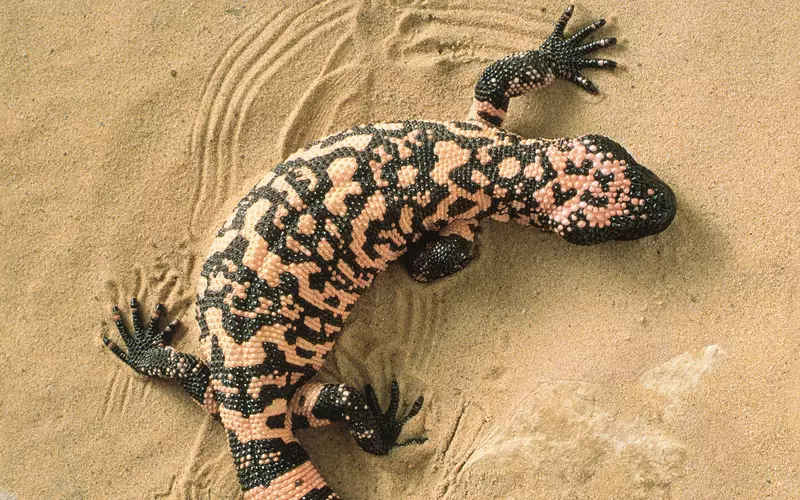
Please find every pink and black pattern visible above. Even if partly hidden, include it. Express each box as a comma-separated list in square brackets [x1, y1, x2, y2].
[104, 6, 675, 499]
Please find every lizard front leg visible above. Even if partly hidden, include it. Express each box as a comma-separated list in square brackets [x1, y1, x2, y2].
[405, 219, 479, 282]
[468, 4, 617, 127]
[103, 298, 219, 418]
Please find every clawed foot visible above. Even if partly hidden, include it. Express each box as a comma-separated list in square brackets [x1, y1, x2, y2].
[363, 380, 426, 454]
[103, 297, 180, 377]
[540, 4, 617, 94]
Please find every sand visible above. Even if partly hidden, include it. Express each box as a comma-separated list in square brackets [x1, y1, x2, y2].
[2, 0, 799, 498]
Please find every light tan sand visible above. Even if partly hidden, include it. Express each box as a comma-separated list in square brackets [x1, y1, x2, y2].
[2, 0, 799, 498]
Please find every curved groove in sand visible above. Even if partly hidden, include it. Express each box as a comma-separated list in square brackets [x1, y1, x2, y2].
[275, 61, 363, 159]
[189, 5, 300, 235]
[189, 0, 357, 238]
[229, 6, 358, 173]
[271, 31, 360, 158]
[217, 3, 355, 200]
[188, 11, 285, 236]
[385, 6, 548, 63]
[407, 291, 440, 373]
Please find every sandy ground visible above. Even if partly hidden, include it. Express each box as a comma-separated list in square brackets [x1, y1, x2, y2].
[2, 0, 799, 498]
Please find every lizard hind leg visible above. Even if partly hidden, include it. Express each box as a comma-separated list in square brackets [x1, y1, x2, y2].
[289, 381, 426, 456]
[103, 297, 217, 414]
[405, 220, 479, 283]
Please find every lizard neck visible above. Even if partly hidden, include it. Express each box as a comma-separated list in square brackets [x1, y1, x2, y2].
[476, 131, 551, 227]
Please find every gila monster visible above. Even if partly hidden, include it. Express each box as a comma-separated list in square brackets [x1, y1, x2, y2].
[104, 6, 676, 499]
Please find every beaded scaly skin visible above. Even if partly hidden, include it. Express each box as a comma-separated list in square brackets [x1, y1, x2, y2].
[104, 6, 676, 499]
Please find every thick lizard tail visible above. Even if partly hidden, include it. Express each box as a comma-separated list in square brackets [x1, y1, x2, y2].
[227, 422, 339, 500]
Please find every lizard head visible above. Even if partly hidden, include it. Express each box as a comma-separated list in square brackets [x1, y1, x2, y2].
[513, 135, 676, 245]
[557, 136, 676, 245]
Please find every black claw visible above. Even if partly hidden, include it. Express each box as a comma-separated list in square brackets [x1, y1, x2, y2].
[570, 72, 599, 94]
[578, 58, 617, 71]
[567, 18, 607, 45]
[364, 384, 381, 416]
[146, 303, 163, 337]
[363, 381, 427, 452]
[130, 297, 142, 332]
[576, 37, 617, 55]
[553, 4, 575, 38]
[399, 395, 424, 426]
[387, 380, 400, 419]
[112, 305, 132, 344]
[103, 335, 128, 362]
[396, 437, 428, 447]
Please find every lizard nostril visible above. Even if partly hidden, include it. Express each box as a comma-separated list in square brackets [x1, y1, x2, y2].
[651, 183, 677, 233]
[635, 183, 677, 237]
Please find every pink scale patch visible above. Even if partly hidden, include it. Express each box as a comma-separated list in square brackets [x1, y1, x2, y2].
[413, 190, 432, 207]
[466, 98, 507, 127]
[286, 236, 311, 256]
[498, 157, 521, 178]
[316, 238, 335, 261]
[373, 145, 394, 164]
[297, 214, 316, 235]
[349, 193, 391, 269]
[477, 146, 493, 165]
[471, 169, 491, 187]
[272, 205, 290, 229]
[294, 165, 319, 191]
[523, 158, 544, 181]
[440, 219, 477, 241]
[431, 141, 471, 185]
[379, 228, 406, 246]
[397, 165, 419, 187]
[388, 137, 414, 159]
[324, 157, 362, 216]
[372, 122, 405, 131]
[399, 206, 415, 235]
[271, 176, 305, 211]
[527, 140, 636, 232]
[368, 160, 389, 188]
